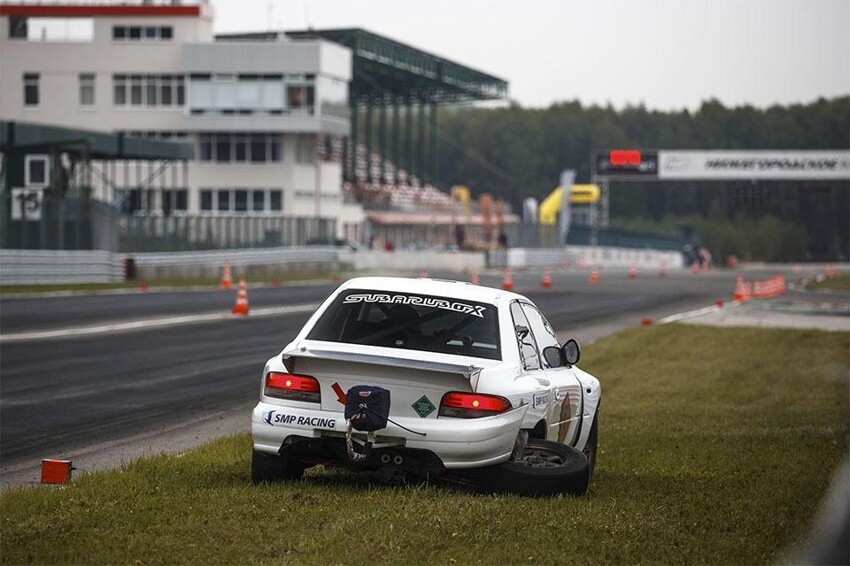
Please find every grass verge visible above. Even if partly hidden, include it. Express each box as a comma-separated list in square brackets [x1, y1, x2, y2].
[1, 325, 847, 564]
[806, 273, 850, 292]
[0, 272, 342, 295]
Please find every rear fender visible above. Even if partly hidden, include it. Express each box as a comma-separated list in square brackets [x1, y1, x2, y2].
[571, 366, 601, 453]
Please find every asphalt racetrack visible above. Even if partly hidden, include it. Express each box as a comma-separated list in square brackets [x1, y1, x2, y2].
[0, 267, 781, 472]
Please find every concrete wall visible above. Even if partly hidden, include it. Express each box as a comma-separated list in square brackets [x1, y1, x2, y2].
[498, 246, 685, 270]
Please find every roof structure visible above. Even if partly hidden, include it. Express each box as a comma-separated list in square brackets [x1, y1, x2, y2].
[219, 28, 508, 104]
[0, 121, 194, 160]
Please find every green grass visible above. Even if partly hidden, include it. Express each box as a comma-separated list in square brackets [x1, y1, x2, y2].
[1, 325, 847, 564]
[0, 272, 344, 295]
[806, 273, 850, 292]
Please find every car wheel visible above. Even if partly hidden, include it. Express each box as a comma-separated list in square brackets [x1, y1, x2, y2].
[582, 409, 599, 478]
[251, 450, 304, 484]
[478, 439, 589, 497]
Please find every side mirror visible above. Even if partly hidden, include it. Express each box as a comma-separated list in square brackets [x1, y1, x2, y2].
[515, 325, 529, 339]
[542, 345, 564, 368]
[563, 339, 581, 366]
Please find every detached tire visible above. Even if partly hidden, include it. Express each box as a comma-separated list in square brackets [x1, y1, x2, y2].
[251, 450, 304, 484]
[478, 439, 589, 497]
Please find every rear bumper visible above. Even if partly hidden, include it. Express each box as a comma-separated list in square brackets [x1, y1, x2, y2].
[251, 401, 527, 469]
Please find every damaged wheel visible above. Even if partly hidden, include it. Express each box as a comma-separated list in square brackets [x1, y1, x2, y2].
[478, 439, 589, 497]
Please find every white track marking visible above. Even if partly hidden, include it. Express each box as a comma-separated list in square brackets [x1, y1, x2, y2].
[656, 300, 742, 324]
[0, 303, 319, 343]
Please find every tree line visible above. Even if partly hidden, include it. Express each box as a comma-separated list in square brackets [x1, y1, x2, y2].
[434, 96, 849, 261]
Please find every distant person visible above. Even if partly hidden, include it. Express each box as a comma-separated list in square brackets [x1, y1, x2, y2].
[498, 231, 508, 250]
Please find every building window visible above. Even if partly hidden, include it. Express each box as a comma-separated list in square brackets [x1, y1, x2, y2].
[162, 189, 188, 214]
[198, 188, 283, 214]
[286, 79, 315, 113]
[234, 189, 248, 212]
[113, 25, 172, 41]
[113, 74, 184, 107]
[295, 135, 315, 164]
[252, 190, 266, 211]
[25, 154, 49, 186]
[79, 73, 95, 106]
[130, 75, 143, 105]
[217, 190, 231, 211]
[197, 133, 283, 164]
[188, 73, 312, 114]
[270, 190, 282, 211]
[200, 190, 213, 211]
[24, 73, 39, 106]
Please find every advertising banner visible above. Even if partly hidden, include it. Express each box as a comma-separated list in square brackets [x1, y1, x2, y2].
[658, 151, 850, 180]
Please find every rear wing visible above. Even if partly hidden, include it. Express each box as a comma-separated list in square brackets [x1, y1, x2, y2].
[282, 345, 484, 390]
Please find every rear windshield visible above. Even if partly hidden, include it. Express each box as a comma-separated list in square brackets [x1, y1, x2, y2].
[307, 289, 501, 360]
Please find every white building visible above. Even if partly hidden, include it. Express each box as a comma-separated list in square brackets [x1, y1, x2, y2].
[0, 1, 362, 238]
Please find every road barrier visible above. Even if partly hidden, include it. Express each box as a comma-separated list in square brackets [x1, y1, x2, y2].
[733, 275, 787, 301]
[129, 246, 344, 279]
[488, 246, 684, 271]
[0, 249, 124, 284]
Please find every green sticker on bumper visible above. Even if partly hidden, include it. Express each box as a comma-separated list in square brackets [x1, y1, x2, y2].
[412, 395, 436, 418]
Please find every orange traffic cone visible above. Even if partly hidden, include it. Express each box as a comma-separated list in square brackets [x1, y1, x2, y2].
[138, 281, 148, 292]
[732, 276, 750, 302]
[541, 268, 552, 289]
[232, 277, 249, 316]
[658, 262, 667, 277]
[629, 264, 638, 280]
[220, 261, 233, 290]
[470, 270, 479, 285]
[589, 266, 599, 285]
[502, 269, 514, 291]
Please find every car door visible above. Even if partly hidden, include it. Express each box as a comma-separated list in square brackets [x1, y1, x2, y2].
[520, 303, 583, 446]
[508, 302, 550, 426]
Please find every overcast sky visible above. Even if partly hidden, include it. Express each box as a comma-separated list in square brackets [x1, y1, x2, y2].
[210, 0, 850, 111]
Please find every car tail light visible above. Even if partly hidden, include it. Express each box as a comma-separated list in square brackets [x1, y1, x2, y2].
[439, 392, 512, 418]
[264, 372, 321, 403]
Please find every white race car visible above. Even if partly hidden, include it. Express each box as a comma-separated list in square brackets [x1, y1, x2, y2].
[251, 277, 601, 496]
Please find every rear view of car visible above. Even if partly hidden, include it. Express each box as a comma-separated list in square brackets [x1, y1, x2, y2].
[251, 277, 598, 496]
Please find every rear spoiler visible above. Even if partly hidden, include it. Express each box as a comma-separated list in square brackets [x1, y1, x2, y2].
[283, 346, 483, 390]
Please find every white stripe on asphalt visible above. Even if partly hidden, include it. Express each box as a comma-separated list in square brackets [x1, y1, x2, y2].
[0, 303, 319, 344]
[656, 300, 742, 324]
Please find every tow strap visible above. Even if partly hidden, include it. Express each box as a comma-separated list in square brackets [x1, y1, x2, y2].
[343, 385, 426, 461]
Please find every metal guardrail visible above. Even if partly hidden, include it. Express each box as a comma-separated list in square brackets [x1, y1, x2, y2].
[0, 249, 125, 284]
[129, 246, 340, 267]
[0, 246, 345, 285]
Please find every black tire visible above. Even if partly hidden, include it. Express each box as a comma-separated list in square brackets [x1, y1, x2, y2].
[478, 439, 589, 497]
[582, 409, 599, 479]
[251, 450, 304, 484]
